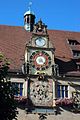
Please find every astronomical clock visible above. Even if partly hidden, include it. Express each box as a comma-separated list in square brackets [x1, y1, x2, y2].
[29, 50, 53, 75]
[30, 79, 53, 107]
[25, 19, 55, 108]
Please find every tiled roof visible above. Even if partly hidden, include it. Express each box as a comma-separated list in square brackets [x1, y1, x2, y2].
[66, 71, 80, 77]
[48, 30, 80, 60]
[0, 25, 80, 73]
[0, 25, 31, 70]
[70, 45, 80, 51]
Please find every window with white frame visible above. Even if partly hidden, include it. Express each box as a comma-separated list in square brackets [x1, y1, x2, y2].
[57, 85, 68, 98]
[12, 83, 23, 96]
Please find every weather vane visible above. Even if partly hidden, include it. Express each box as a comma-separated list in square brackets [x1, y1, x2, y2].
[28, 1, 32, 11]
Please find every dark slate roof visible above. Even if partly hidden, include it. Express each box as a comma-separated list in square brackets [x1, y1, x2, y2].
[0, 25, 80, 75]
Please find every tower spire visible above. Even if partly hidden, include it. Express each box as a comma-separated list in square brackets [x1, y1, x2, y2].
[28, 1, 32, 11]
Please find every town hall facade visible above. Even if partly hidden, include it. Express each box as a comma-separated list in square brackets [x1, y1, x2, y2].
[0, 7, 80, 116]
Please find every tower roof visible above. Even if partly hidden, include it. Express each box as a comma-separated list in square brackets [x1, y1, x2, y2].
[24, 2, 35, 16]
[24, 10, 35, 16]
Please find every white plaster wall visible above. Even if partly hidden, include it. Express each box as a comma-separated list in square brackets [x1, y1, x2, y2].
[16, 108, 80, 120]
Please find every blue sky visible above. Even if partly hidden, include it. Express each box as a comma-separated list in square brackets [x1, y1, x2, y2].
[0, 0, 80, 32]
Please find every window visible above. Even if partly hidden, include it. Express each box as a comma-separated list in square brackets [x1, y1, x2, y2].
[73, 50, 80, 57]
[77, 64, 80, 71]
[27, 16, 29, 23]
[12, 83, 23, 96]
[68, 39, 80, 45]
[57, 85, 68, 98]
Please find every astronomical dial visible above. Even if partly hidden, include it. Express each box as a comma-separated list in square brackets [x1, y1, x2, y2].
[35, 37, 46, 47]
[30, 51, 51, 70]
[30, 81, 53, 106]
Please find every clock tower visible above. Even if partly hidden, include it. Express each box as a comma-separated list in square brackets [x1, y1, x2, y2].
[25, 19, 57, 111]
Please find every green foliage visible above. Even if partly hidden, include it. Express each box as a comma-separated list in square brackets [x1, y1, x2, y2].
[0, 53, 18, 120]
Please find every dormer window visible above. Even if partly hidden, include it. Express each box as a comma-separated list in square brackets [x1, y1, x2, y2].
[77, 64, 80, 71]
[73, 50, 80, 57]
[68, 39, 80, 45]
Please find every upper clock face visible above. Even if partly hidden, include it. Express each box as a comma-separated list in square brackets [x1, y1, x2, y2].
[30, 51, 51, 70]
[35, 37, 46, 47]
